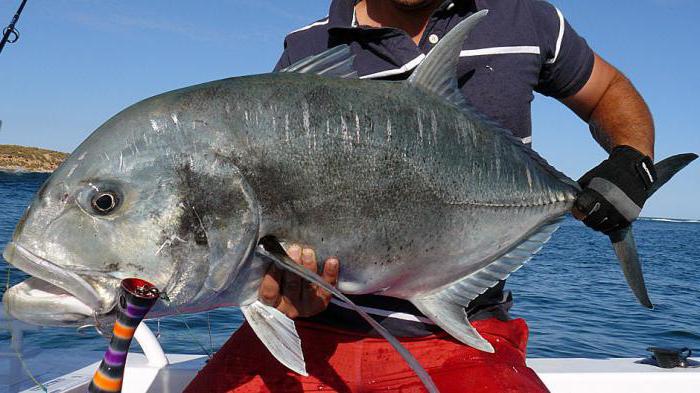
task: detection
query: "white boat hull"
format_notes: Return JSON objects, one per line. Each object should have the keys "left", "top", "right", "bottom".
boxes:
{"left": 3, "top": 321, "right": 698, "bottom": 393}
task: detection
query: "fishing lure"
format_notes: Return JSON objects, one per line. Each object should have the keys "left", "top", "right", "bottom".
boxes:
{"left": 88, "top": 278, "right": 159, "bottom": 393}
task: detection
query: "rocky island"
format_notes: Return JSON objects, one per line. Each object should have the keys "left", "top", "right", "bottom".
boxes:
{"left": 0, "top": 145, "right": 68, "bottom": 173}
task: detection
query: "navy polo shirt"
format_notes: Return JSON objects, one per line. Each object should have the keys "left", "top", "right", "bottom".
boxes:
{"left": 274, "top": 0, "right": 594, "bottom": 336}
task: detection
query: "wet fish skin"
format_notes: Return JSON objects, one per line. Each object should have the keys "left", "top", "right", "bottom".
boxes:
{"left": 2, "top": 70, "right": 575, "bottom": 329}
{"left": 223, "top": 73, "right": 577, "bottom": 298}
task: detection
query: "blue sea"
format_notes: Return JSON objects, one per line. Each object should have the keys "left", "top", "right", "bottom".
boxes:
{"left": 1, "top": 171, "right": 699, "bottom": 362}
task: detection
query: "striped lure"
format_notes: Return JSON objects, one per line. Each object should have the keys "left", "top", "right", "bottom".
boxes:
{"left": 88, "top": 278, "right": 160, "bottom": 393}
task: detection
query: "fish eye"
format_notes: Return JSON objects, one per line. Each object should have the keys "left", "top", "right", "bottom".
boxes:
{"left": 91, "top": 191, "right": 119, "bottom": 215}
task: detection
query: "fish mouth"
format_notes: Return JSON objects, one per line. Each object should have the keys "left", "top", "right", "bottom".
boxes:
{"left": 3, "top": 241, "right": 102, "bottom": 312}
{"left": 3, "top": 277, "right": 96, "bottom": 326}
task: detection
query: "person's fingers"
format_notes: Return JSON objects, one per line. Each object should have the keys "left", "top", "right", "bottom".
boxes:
{"left": 301, "top": 248, "right": 317, "bottom": 274}
{"left": 282, "top": 244, "right": 303, "bottom": 303}
{"left": 582, "top": 206, "right": 608, "bottom": 232}
{"left": 287, "top": 244, "right": 302, "bottom": 262}
{"left": 573, "top": 189, "right": 601, "bottom": 221}
{"left": 259, "top": 265, "right": 281, "bottom": 307}
{"left": 571, "top": 206, "right": 587, "bottom": 221}
{"left": 276, "top": 297, "right": 299, "bottom": 319}
{"left": 599, "top": 209, "right": 628, "bottom": 235}
{"left": 316, "top": 258, "right": 339, "bottom": 303}
{"left": 300, "top": 248, "right": 319, "bottom": 304}
{"left": 321, "top": 258, "right": 339, "bottom": 286}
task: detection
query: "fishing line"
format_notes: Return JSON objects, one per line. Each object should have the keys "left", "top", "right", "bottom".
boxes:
{"left": 1, "top": 266, "right": 45, "bottom": 391}
{"left": 172, "top": 311, "right": 213, "bottom": 359}
{"left": 206, "top": 312, "right": 213, "bottom": 355}
{"left": 0, "top": 316, "right": 47, "bottom": 392}
{"left": 2, "top": 266, "right": 45, "bottom": 390}
{"left": 160, "top": 293, "right": 213, "bottom": 359}
{"left": 12, "top": 343, "right": 47, "bottom": 392}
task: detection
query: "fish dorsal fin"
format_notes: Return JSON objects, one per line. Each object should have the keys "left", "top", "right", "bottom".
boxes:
{"left": 407, "top": 10, "right": 488, "bottom": 108}
{"left": 411, "top": 219, "right": 562, "bottom": 352}
{"left": 408, "top": 9, "right": 579, "bottom": 190}
{"left": 280, "top": 45, "right": 358, "bottom": 79}
{"left": 241, "top": 300, "right": 307, "bottom": 375}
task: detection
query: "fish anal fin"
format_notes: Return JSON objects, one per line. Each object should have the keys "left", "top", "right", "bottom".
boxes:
{"left": 412, "top": 220, "right": 562, "bottom": 352}
{"left": 412, "top": 297, "right": 494, "bottom": 353}
{"left": 280, "top": 45, "right": 357, "bottom": 79}
{"left": 241, "top": 300, "right": 308, "bottom": 376}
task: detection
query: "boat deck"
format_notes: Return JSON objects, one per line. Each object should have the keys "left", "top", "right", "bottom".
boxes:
{"left": 2, "top": 321, "right": 698, "bottom": 393}
{"left": 6, "top": 352, "right": 699, "bottom": 392}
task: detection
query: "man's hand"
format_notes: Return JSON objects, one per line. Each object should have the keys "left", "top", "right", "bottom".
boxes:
{"left": 574, "top": 145, "right": 656, "bottom": 234}
{"left": 258, "top": 244, "right": 339, "bottom": 319}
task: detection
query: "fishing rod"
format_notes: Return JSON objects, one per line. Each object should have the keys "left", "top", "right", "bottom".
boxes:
{"left": 0, "top": 0, "right": 29, "bottom": 56}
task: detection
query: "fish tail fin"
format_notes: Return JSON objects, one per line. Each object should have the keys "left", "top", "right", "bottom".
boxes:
{"left": 648, "top": 153, "right": 698, "bottom": 197}
{"left": 608, "top": 153, "right": 698, "bottom": 309}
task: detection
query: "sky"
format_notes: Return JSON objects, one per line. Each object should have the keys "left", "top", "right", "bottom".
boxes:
{"left": 0, "top": 0, "right": 698, "bottom": 219}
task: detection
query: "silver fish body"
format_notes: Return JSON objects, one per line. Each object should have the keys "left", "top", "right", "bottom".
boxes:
{"left": 2, "top": 71, "right": 576, "bottom": 326}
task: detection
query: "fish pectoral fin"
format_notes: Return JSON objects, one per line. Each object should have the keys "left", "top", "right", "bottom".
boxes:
{"left": 412, "top": 219, "right": 563, "bottom": 352}
{"left": 241, "top": 300, "right": 308, "bottom": 376}
{"left": 255, "top": 239, "right": 439, "bottom": 393}
{"left": 279, "top": 45, "right": 358, "bottom": 79}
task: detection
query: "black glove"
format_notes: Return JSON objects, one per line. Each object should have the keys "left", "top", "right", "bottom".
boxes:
{"left": 575, "top": 145, "right": 656, "bottom": 234}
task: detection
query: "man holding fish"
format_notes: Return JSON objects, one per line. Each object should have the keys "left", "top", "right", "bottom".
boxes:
{"left": 187, "top": 0, "right": 658, "bottom": 391}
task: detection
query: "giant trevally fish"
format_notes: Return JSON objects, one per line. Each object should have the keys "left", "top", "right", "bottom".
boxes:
{"left": 2, "top": 12, "right": 696, "bottom": 391}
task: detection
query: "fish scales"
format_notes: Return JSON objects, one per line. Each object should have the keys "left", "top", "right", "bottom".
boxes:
{"left": 128, "top": 72, "right": 577, "bottom": 297}
{"left": 3, "top": 69, "right": 576, "bottom": 322}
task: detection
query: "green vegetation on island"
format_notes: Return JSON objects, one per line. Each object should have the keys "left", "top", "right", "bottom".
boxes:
{"left": 0, "top": 145, "right": 68, "bottom": 173}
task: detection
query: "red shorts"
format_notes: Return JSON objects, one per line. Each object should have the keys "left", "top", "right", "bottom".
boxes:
{"left": 184, "top": 318, "right": 549, "bottom": 392}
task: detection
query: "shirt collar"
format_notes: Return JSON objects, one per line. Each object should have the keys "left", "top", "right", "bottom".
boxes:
{"left": 327, "top": 0, "right": 477, "bottom": 31}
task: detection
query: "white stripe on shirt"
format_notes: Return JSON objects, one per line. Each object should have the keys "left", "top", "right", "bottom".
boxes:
{"left": 288, "top": 18, "right": 329, "bottom": 35}
{"left": 546, "top": 8, "right": 565, "bottom": 64}
{"left": 329, "top": 298, "right": 436, "bottom": 324}
{"left": 459, "top": 46, "right": 541, "bottom": 57}
{"left": 360, "top": 53, "right": 426, "bottom": 79}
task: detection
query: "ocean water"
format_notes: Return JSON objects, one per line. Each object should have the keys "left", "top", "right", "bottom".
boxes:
{"left": 1, "top": 171, "right": 699, "bottom": 363}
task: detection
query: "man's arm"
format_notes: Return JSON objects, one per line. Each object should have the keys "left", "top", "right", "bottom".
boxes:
{"left": 561, "top": 53, "right": 657, "bottom": 232}
{"left": 561, "top": 53, "right": 654, "bottom": 158}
